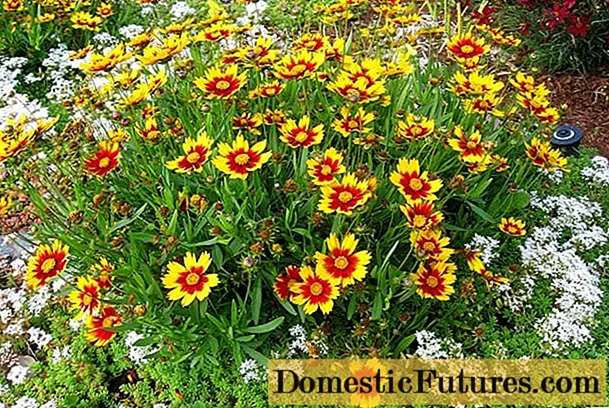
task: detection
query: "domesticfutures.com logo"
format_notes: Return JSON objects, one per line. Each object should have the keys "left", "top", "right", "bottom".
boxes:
{"left": 268, "top": 359, "right": 606, "bottom": 406}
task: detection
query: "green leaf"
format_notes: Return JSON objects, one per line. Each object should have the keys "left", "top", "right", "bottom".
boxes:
{"left": 467, "top": 202, "right": 494, "bottom": 223}
{"left": 251, "top": 275, "right": 262, "bottom": 324}
{"left": 242, "top": 344, "right": 268, "bottom": 366}
{"left": 371, "top": 292, "right": 383, "bottom": 320}
{"left": 109, "top": 203, "right": 147, "bottom": 233}
{"left": 244, "top": 316, "right": 285, "bottom": 334}
{"left": 394, "top": 334, "right": 415, "bottom": 357}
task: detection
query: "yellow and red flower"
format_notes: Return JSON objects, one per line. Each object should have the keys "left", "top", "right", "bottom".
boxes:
{"left": 0, "top": 195, "right": 12, "bottom": 216}
{"left": 400, "top": 201, "right": 444, "bottom": 230}
{"left": 525, "top": 137, "right": 568, "bottom": 172}
{"left": 26, "top": 240, "right": 69, "bottom": 290}
{"left": 291, "top": 266, "right": 340, "bottom": 314}
{"left": 499, "top": 217, "right": 526, "bottom": 237}
{"left": 249, "top": 81, "right": 285, "bottom": 99}
{"left": 447, "top": 126, "right": 486, "bottom": 163}
{"left": 232, "top": 113, "right": 263, "bottom": 135}
{"left": 396, "top": 114, "right": 434, "bottom": 142}
{"left": 68, "top": 276, "right": 101, "bottom": 319}
{"left": 332, "top": 107, "right": 375, "bottom": 138}
{"left": 410, "top": 230, "right": 454, "bottom": 261}
{"left": 293, "top": 33, "right": 330, "bottom": 52}
{"left": 194, "top": 65, "right": 247, "bottom": 99}
{"left": 411, "top": 262, "right": 456, "bottom": 301}
{"left": 447, "top": 33, "right": 489, "bottom": 61}
{"left": 162, "top": 252, "right": 220, "bottom": 306}
{"left": 315, "top": 233, "right": 371, "bottom": 287}
{"left": 84, "top": 141, "right": 120, "bottom": 176}
{"left": 273, "top": 265, "right": 303, "bottom": 301}
{"left": 306, "top": 148, "right": 346, "bottom": 186}
{"left": 91, "top": 257, "right": 114, "bottom": 290}
{"left": 280, "top": 116, "right": 324, "bottom": 148}
{"left": 390, "top": 158, "right": 442, "bottom": 204}
{"left": 273, "top": 50, "right": 325, "bottom": 80}
{"left": 166, "top": 132, "right": 214, "bottom": 174}
{"left": 212, "top": 135, "right": 272, "bottom": 179}
{"left": 85, "top": 306, "right": 122, "bottom": 346}
{"left": 318, "top": 173, "right": 372, "bottom": 215}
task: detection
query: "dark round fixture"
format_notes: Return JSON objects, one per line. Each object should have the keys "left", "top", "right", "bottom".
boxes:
{"left": 551, "top": 124, "right": 583, "bottom": 156}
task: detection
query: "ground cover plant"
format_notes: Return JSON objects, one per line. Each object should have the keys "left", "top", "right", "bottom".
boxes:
{"left": 1, "top": 0, "right": 608, "bottom": 407}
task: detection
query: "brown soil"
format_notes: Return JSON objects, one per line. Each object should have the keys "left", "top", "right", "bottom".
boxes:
{"left": 546, "top": 71, "right": 609, "bottom": 157}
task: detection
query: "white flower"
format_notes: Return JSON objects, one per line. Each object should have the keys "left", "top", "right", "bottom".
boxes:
{"left": 240, "top": 359, "right": 265, "bottom": 383}
{"left": 414, "top": 330, "right": 463, "bottom": 359}
{"left": 169, "top": 1, "right": 196, "bottom": 20}
{"left": 27, "top": 327, "right": 52, "bottom": 349}
{"left": 12, "top": 396, "right": 38, "bottom": 408}
{"left": 124, "top": 331, "right": 157, "bottom": 363}
{"left": 7, "top": 364, "right": 29, "bottom": 385}
{"left": 581, "top": 156, "right": 609, "bottom": 186}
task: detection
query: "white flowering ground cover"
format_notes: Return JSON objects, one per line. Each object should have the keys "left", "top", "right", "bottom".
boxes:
{"left": 1, "top": 0, "right": 609, "bottom": 407}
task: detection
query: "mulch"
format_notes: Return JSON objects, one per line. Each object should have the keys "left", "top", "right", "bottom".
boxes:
{"left": 546, "top": 70, "right": 609, "bottom": 157}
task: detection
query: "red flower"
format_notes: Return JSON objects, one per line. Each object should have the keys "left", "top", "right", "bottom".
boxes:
{"left": 84, "top": 141, "right": 120, "bottom": 176}
{"left": 472, "top": 6, "right": 495, "bottom": 26}
{"left": 544, "top": 3, "right": 571, "bottom": 29}
{"left": 567, "top": 14, "right": 591, "bottom": 37}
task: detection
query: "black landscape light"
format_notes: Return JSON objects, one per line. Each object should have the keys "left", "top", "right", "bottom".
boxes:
{"left": 551, "top": 124, "right": 584, "bottom": 156}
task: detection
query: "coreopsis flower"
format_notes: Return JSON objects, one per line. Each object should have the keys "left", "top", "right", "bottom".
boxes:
{"left": 449, "top": 71, "right": 504, "bottom": 96}
{"left": 491, "top": 155, "right": 509, "bottom": 172}
{"left": 26, "top": 240, "right": 70, "bottom": 290}
{"left": 127, "top": 32, "right": 154, "bottom": 49}
{"left": 567, "top": 14, "right": 591, "bottom": 37}
{"left": 280, "top": 116, "right": 324, "bottom": 148}
{"left": 162, "top": 252, "right": 219, "bottom": 306}
{"left": 240, "top": 37, "right": 280, "bottom": 68}
{"left": 291, "top": 266, "right": 340, "bottom": 314}
{"left": 293, "top": 33, "right": 330, "bottom": 52}
{"left": 212, "top": 134, "right": 272, "bottom": 179}
{"left": 499, "top": 217, "right": 526, "bottom": 237}
{"left": 447, "top": 126, "right": 486, "bottom": 163}
{"left": 193, "top": 22, "right": 234, "bottom": 42}
{"left": 463, "top": 249, "right": 485, "bottom": 273}
{"left": 68, "top": 276, "right": 101, "bottom": 319}
{"left": 81, "top": 44, "right": 132, "bottom": 73}
{"left": 166, "top": 132, "right": 214, "bottom": 174}
{"left": 84, "top": 141, "right": 120, "bottom": 176}
{"left": 390, "top": 158, "right": 442, "bottom": 204}
{"left": 136, "top": 116, "right": 161, "bottom": 142}
{"left": 3, "top": 0, "right": 23, "bottom": 11}
{"left": 0, "top": 195, "right": 12, "bottom": 216}
{"left": 410, "top": 262, "right": 456, "bottom": 301}
{"left": 332, "top": 107, "right": 375, "bottom": 138}
{"left": 384, "top": 49, "right": 415, "bottom": 77}
{"left": 262, "top": 109, "right": 287, "bottom": 126}
{"left": 249, "top": 81, "right": 285, "bottom": 99}
{"left": 447, "top": 33, "right": 489, "bottom": 61}
{"left": 194, "top": 65, "right": 247, "bottom": 99}
{"left": 509, "top": 72, "right": 536, "bottom": 93}
{"left": 273, "top": 266, "right": 303, "bottom": 301}
{"left": 525, "top": 137, "right": 568, "bottom": 172}
{"left": 96, "top": 2, "right": 113, "bottom": 18}
{"left": 137, "top": 33, "right": 189, "bottom": 66}
{"left": 70, "top": 46, "right": 93, "bottom": 60}
{"left": 146, "top": 70, "right": 168, "bottom": 94}
{"left": 410, "top": 230, "right": 454, "bottom": 261}
{"left": 232, "top": 113, "right": 263, "bottom": 135}
{"left": 315, "top": 233, "right": 371, "bottom": 287}
{"left": 400, "top": 201, "right": 444, "bottom": 230}
{"left": 306, "top": 148, "right": 346, "bottom": 185}
{"left": 119, "top": 84, "right": 150, "bottom": 109}
{"left": 327, "top": 60, "right": 386, "bottom": 104}
{"left": 273, "top": 50, "right": 325, "bottom": 80}
{"left": 91, "top": 257, "right": 114, "bottom": 290}
{"left": 396, "top": 114, "right": 434, "bottom": 141}
{"left": 463, "top": 94, "right": 504, "bottom": 117}
{"left": 71, "top": 11, "right": 102, "bottom": 31}
{"left": 37, "top": 13, "right": 56, "bottom": 23}
{"left": 393, "top": 13, "right": 421, "bottom": 26}
{"left": 85, "top": 306, "right": 122, "bottom": 346}
{"left": 325, "top": 37, "right": 347, "bottom": 62}
{"left": 318, "top": 173, "right": 372, "bottom": 215}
